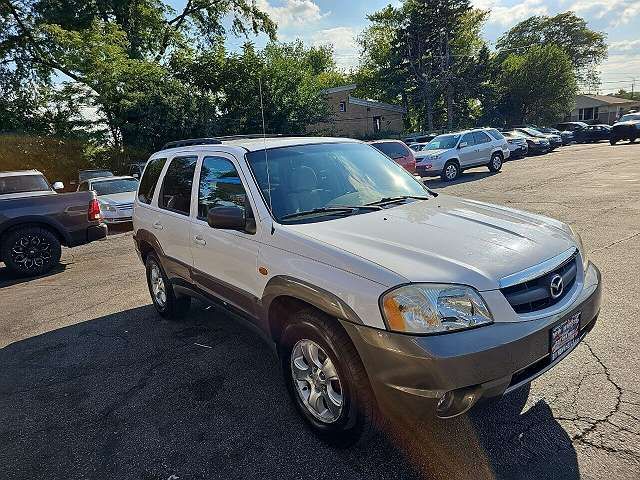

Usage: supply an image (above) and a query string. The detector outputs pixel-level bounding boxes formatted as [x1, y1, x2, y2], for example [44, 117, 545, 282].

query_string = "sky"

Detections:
[167, 0, 640, 94]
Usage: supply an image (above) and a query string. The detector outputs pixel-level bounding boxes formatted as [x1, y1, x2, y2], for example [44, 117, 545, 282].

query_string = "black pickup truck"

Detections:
[0, 170, 108, 276]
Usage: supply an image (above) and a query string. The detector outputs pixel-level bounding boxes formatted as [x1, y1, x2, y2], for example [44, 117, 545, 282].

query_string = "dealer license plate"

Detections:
[550, 312, 581, 361]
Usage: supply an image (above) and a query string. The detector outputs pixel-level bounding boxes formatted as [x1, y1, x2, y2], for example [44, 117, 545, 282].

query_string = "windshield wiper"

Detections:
[366, 195, 431, 207]
[281, 207, 358, 221]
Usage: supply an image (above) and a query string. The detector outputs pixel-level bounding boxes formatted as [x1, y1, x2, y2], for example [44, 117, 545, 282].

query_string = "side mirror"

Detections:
[52, 181, 64, 191]
[458, 142, 468, 149]
[207, 206, 248, 232]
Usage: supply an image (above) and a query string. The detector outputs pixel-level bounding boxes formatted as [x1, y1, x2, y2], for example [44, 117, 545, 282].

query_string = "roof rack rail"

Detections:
[160, 138, 222, 150]
[216, 133, 305, 140]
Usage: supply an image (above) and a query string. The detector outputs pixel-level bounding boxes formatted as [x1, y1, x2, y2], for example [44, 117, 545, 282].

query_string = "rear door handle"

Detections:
[193, 235, 206, 246]
[153, 221, 163, 230]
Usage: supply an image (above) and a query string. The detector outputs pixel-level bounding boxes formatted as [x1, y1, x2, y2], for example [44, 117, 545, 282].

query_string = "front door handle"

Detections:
[153, 221, 163, 230]
[193, 235, 206, 246]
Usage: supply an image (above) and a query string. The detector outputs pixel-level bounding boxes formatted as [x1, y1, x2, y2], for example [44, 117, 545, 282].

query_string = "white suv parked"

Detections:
[415, 128, 510, 181]
[133, 136, 601, 445]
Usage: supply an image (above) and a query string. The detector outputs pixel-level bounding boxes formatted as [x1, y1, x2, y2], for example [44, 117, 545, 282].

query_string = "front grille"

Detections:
[501, 254, 578, 314]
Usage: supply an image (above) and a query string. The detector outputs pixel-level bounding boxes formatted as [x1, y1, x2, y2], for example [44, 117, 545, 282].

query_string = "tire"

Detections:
[631, 137, 637, 144]
[610, 138, 617, 145]
[145, 252, 191, 319]
[1, 226, 62, 277]
[440, 160, 460, 182]
[279, 308, 381, 446]
[488, 152, 503, 173]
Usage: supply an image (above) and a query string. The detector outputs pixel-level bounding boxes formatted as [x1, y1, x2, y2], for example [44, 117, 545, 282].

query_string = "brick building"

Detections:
[309, 84, 406, 138]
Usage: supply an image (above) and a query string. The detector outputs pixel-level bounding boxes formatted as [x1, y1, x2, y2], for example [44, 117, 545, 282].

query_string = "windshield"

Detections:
[426, 134, 460, 150]
[91, 178, 138, 196]
[246, 142, 430, 223]
[79, 170, 114, 182]
[521, 128, 544, 137]
[619, 114, 640, 122]
[0, 174, 51, 195]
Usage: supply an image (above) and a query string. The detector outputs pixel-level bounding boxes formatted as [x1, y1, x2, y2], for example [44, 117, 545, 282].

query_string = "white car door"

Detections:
[457, 133, 478, 167]
[189, 153, 261, 317]
[153, 154, 198, 275]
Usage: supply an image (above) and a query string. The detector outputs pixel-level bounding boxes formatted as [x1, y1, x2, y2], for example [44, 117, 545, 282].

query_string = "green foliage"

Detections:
[496, 12, 607, 82]
[492, 45, 577, 125]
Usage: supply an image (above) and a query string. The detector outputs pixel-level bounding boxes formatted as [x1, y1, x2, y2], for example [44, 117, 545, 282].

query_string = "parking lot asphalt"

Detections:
[1, 142, 639, 480]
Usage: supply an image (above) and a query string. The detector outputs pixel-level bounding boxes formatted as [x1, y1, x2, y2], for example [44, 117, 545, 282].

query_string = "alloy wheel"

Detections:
[10, 234, 52, 271]
[291, 339, 343, 424]
[445, 164, 458, 180]
[150, 262, 167, 308]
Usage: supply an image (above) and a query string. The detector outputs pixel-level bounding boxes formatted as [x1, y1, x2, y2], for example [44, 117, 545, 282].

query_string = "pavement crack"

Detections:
[590, 231, 640, 254]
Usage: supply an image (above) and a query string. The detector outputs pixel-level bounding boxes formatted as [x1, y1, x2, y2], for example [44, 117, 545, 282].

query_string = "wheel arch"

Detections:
[262, 276, 363, 344]
[0, 218, 69, 248]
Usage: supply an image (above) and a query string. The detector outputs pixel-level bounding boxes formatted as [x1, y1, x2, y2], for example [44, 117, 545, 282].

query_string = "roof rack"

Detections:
[160, 138, 222, 150]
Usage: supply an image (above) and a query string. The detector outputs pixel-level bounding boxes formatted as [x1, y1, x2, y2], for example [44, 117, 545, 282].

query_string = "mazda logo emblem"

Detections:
[550, 274, 564, 299]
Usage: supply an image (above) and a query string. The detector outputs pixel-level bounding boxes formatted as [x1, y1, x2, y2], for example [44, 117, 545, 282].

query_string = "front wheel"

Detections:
[145, 252, 191, 319]
[488, 153, 503, 173]
[441, 161, 460, 182]
[280, 309, 380, 446]
[1, 226, 61, 276]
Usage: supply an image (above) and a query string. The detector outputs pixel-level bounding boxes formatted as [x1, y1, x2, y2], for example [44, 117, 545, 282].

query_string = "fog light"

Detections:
[435, 386, 482, 418]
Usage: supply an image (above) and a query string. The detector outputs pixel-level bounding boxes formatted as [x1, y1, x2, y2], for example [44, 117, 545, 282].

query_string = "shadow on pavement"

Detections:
[0, 263, 67, 289]
[0, 303, 579, 480]
[423, 171, 495, 189]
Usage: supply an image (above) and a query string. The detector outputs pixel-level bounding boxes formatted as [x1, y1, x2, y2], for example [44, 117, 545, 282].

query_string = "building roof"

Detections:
[320, 84, 358, 95]
[578, 94, 639, 105]
[348, 96, 407, 114]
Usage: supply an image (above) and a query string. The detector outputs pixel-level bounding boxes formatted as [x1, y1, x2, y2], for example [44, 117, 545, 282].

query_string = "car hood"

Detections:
[286, 195, 576, 290]
[97, 191, 136, 205]
[415, 148, 450, 159]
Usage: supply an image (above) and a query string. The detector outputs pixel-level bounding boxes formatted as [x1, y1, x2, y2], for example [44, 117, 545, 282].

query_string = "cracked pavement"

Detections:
[1, 142, 639, 479]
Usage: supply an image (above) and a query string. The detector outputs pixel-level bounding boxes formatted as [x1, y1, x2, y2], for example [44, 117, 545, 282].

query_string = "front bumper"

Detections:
[342, 262, 601, 419]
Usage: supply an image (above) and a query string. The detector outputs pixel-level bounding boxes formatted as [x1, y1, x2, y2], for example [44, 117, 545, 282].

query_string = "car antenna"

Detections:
[259, 78, 275, 235]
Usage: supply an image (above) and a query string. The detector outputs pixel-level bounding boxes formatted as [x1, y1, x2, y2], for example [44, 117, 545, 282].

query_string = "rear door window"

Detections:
[460, 133, 476, 147]
[159, 156, 197, 215]
[473, 131, 492, 144]
[138, 157, 167, 205]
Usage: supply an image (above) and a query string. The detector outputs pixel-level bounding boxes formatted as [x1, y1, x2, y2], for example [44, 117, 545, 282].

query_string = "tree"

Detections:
[494, 45, 577, 125]
[496, 12, 607, 83]
[0, 0, 277, 152]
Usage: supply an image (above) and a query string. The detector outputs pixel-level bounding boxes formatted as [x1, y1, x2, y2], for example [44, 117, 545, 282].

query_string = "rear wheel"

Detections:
[280, 309, 380, 446]
[145, 252, 191, 319]
[441, 161, 460, 182]
[610, 138, 618, 145]
[488, 152, 503, 173]
[1, 226, 61, 276]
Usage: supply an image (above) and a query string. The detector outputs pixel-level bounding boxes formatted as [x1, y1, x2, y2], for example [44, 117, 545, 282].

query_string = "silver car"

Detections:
[77, 176, 138, 224]
[415, 128, 510, 181]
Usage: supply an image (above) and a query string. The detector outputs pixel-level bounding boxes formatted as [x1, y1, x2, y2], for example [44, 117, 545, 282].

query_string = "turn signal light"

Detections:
[88, 198, 101, 221]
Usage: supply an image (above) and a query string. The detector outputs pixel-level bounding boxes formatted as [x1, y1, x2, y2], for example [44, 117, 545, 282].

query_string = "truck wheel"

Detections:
[610, 138, 617, 145]
[280, 308, 381, 446]
[145, 252, 191, 319]
[630, 137, 637, 144]
[441, 161, 460, 182]
[488, 152, 503, 173]
[1, 226, 61, 276]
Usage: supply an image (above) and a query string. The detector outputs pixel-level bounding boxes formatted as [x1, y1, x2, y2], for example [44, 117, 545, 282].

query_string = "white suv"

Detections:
[133, 136, 601, 445]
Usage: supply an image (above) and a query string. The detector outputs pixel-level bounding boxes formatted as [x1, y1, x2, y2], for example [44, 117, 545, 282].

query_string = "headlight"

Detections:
[570, 226, 588, 271]
[381, 284, 493, 334]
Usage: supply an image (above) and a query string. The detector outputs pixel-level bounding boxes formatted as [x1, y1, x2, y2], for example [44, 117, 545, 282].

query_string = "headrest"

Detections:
[289, 166, 318, 192]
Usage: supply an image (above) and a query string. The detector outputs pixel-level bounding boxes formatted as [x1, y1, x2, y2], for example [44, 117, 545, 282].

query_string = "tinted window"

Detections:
[138, 157, 166, 204]
[0, 175, 50, 195]
[373, 142, 409, 159]
[473, 131, 492, 144]
[79, 170, 113, 182]
[198, 156, 248, 220]
[159, 156, 197, 215]
[78, 182, 89, 191]
[487, 129, 504, 140]
[92, 178, 139, 196]
[460, 133, 476, 146]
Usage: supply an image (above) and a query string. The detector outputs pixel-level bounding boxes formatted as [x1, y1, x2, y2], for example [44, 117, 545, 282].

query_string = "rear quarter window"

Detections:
[487, 129, 504, 141]
[372, 142, 409, 159]
[138, 157, 166, 205]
